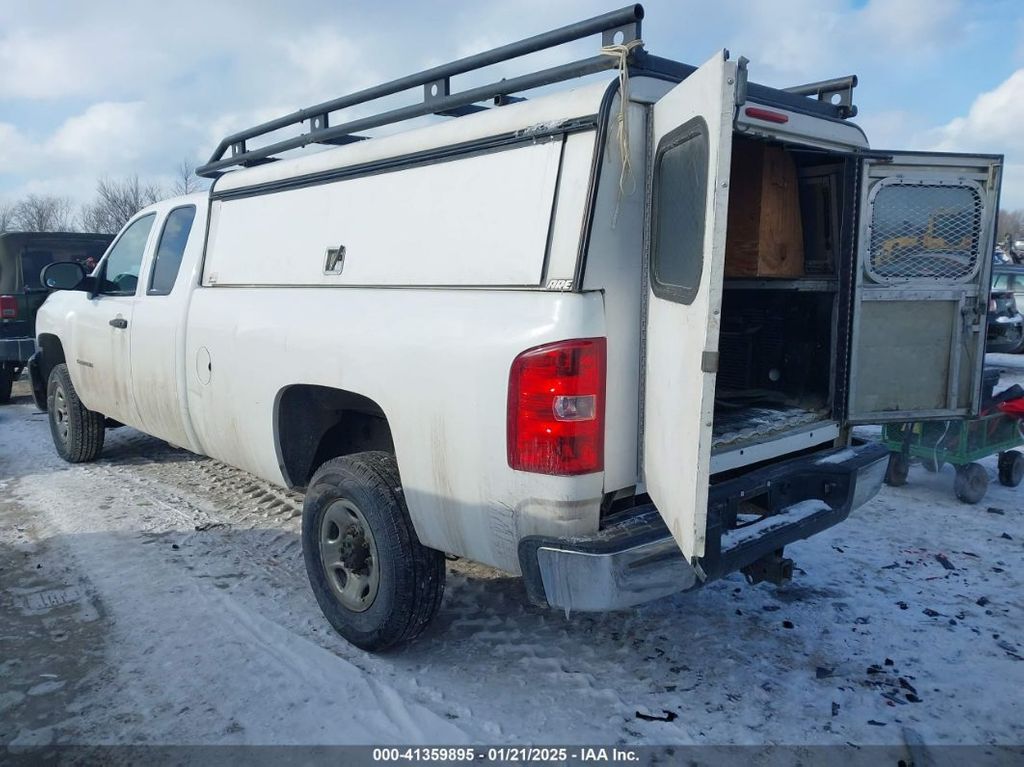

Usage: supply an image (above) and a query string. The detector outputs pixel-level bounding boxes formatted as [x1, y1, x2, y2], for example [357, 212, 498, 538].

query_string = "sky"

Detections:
[2, 0, 1024, 211]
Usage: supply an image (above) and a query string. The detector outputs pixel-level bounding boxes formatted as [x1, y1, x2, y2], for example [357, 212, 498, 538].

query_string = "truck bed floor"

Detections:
[712, 404, 829, 451]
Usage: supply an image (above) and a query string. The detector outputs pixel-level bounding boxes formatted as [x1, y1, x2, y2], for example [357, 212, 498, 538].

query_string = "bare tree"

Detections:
[10, 194, 77, 232]
[998, 208, 1024, 241]
[80, 175, 163, 235]
[170, 158, 206, 196]
[0, 200, 15, 233]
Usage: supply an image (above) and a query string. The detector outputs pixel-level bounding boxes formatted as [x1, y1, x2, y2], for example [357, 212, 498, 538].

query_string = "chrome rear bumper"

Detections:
[519, 441, 889, 612]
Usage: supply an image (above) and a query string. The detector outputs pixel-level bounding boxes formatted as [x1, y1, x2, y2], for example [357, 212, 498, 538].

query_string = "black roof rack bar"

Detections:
[784, 75, 858, 118]
[197, 4, 645, 177]
[198, 55, 621, 177]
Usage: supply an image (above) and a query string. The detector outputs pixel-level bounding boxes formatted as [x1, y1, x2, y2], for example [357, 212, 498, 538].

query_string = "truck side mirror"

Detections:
[40, 261, 87, 291]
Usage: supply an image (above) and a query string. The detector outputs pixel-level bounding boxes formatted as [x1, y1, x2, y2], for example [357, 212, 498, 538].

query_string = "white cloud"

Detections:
[48, 101, 149, 163]
[925, 69, 1024, 208]
[0, 122, 34, 171]
[929, 69, 1024, 151]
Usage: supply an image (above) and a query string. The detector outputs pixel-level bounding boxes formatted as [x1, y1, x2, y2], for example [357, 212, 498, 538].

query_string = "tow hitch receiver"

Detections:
[742, 550, 794, 586]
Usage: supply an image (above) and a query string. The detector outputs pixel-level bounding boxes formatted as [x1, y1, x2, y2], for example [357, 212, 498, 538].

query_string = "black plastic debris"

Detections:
[923, 608, 941, 617]
[636, 710, 677, 723]
[935, 553, 956, 570]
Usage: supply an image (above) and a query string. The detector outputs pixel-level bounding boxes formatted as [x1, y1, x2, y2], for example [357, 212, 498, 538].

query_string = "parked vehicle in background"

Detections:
[29, 5, 1005, 650]
[991, 265, 1024, 353]
[0, 232, 113, 402]
[994, 247, 1014, 265]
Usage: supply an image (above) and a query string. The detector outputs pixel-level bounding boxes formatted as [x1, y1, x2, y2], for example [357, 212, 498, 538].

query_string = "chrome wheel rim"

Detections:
[319, 499, 379, 612]
[53, 385, 69, 444]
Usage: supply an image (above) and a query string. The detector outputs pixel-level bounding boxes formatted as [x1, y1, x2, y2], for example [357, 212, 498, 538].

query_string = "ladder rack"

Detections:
[196, 4, 860, 179]
[196, 4, 645, 177]
[784, 75, 858, 118]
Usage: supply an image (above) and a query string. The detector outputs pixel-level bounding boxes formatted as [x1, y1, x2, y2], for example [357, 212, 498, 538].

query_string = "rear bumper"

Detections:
[518, 441, 889, 612]
[0, 337, 35, 364]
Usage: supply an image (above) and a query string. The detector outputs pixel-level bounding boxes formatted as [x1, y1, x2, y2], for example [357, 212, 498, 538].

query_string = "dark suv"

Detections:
[0, 232, 113, 402]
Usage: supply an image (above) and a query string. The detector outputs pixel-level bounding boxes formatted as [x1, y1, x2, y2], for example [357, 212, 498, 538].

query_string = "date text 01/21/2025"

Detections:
[371, 746, 640, 762]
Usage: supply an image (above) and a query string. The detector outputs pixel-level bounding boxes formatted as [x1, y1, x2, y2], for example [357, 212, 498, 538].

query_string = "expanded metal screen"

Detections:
[867, 182, 983, 284]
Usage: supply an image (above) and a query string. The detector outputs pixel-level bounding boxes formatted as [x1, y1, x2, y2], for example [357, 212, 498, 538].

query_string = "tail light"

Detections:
[0, 295, 17, 319]
[507, 337, 606, 476]
[989, 297, 998, 312]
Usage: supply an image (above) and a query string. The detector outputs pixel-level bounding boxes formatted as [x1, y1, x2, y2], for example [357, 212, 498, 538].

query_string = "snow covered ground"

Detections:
[1, 358, 1022, 748]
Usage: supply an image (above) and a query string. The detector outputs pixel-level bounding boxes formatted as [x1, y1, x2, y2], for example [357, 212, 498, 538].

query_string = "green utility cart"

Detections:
[882, 410, 1024, 503]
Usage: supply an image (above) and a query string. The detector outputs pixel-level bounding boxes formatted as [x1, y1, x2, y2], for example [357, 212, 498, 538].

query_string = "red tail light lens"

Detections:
[0, 295, 17, 319]
[744, 106, 789, 124]
[507, 337, 606, 476]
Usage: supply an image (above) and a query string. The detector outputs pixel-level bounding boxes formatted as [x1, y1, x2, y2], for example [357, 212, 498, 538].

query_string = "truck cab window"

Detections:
[149, 206, 196, 295]
[101, 214, 156, 296]
[650, 120, 709, 305]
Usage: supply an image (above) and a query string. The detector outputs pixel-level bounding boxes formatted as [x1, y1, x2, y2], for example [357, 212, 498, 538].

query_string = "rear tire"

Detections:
[954, 462, 988, 504]
[302, 452, 445, 651]
[885, 453, 909, 486]
[47, 363, 105, 463]
[998, 450, 1024, 488]
[0, 364, 13, 404]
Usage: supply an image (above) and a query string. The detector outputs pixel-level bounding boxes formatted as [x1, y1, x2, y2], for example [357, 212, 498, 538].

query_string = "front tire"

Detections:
[302, 452, 445, 651]
[47, 363, 105, 463]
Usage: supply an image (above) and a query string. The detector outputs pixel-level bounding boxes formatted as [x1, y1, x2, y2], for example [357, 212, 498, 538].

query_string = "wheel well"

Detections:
[275, 385, 395, 490]
[37, 334, 66, 386]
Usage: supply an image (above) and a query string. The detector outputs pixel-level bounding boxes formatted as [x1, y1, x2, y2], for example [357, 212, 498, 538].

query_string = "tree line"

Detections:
[0, 160, 207, 236]
[998, 209, 1024, 244]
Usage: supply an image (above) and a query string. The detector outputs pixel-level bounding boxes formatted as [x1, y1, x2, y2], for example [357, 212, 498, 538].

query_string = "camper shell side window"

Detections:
[650, 118, 709, 305]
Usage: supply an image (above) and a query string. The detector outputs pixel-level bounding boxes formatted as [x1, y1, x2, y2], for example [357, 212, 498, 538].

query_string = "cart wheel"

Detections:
[921, 456, 943, 473]
[954, 463, 989, 504]
[885, 453, 910, 487]
[998, 450, 1024, 488]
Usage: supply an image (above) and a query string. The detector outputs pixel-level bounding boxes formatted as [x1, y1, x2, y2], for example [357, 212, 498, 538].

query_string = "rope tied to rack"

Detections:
[599, 38, 644, 201]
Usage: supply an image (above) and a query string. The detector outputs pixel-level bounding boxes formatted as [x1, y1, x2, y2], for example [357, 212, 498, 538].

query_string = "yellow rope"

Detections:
[599, 38, 644, 199]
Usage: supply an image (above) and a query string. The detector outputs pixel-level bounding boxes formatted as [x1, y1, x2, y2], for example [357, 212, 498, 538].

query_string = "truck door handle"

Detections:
[109, 318, 128, 329]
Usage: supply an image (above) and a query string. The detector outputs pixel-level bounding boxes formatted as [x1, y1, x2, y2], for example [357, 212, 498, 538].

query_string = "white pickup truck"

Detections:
[32, 6, 1002, 650]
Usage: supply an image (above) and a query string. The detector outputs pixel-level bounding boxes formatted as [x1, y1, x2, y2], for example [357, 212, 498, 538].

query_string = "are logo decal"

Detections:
[546, 278, 573, 291]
